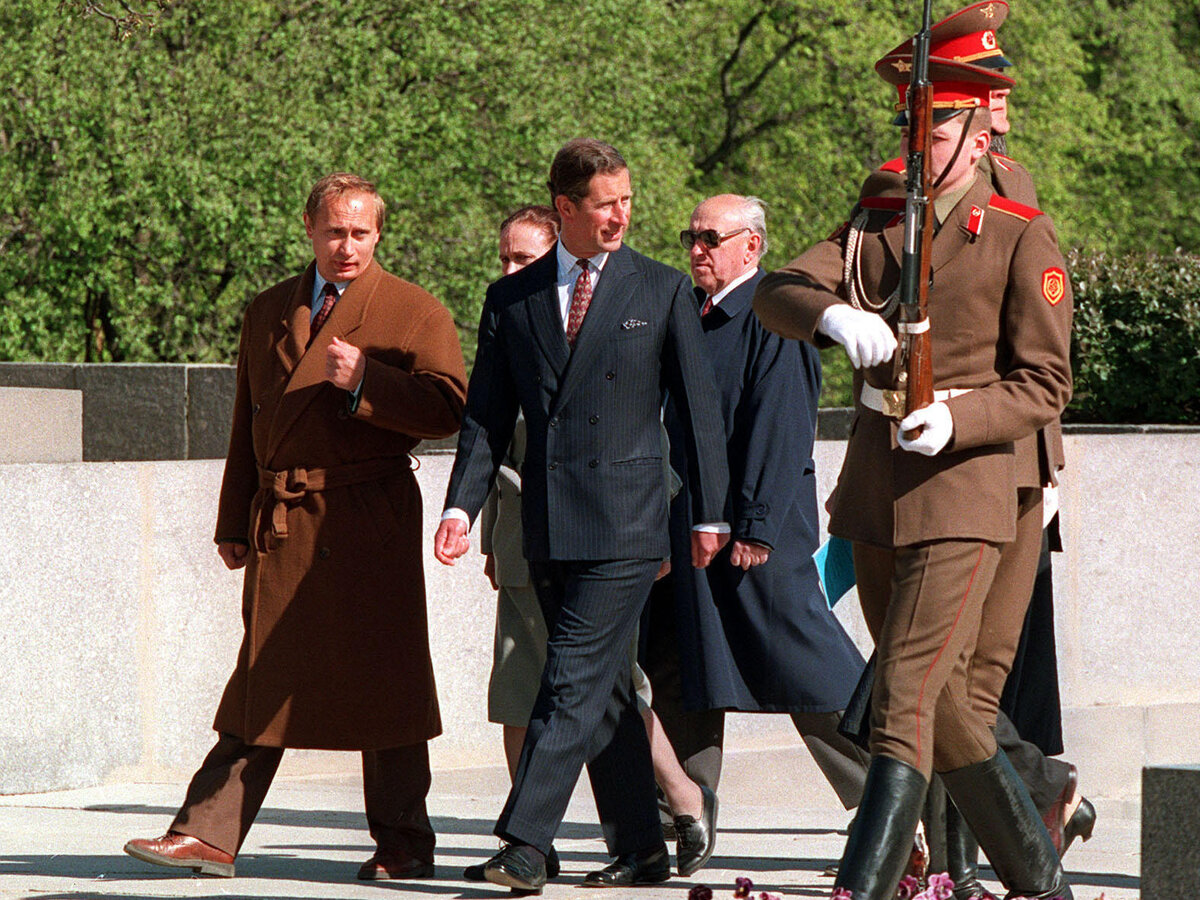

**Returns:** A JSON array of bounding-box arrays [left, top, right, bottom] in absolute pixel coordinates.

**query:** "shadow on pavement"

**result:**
[[85, 806, 601, 840]]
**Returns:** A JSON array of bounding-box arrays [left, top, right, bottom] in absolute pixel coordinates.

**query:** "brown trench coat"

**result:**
[[211, 259, 467, 749], [754, 173, 1073, 548]]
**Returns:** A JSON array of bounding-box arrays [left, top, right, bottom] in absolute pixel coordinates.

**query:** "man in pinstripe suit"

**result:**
[[434, 138, 729, 891]]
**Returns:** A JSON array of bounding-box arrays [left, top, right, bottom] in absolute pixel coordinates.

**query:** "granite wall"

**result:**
[[1, 434, 1197, 803]]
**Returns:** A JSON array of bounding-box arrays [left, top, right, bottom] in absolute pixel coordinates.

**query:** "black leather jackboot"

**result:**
[[833, 755, 928, 900], [945, 795, 995, 899], [940, 750, 1073, 900]]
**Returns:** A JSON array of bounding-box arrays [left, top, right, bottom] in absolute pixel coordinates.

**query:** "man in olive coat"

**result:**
[[124, 172, 467, 881]]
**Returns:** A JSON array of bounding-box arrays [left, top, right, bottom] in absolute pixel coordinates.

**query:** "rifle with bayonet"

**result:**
[[896, 0, 936, 434]]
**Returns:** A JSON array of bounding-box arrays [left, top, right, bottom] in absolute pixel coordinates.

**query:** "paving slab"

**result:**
[[0, 747, 1139, 900]]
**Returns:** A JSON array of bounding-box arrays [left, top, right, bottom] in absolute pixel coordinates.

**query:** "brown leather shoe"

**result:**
[[124, 832, 235, 877], [357, 851, 435, 880], [1040, 764, 1078, 855]]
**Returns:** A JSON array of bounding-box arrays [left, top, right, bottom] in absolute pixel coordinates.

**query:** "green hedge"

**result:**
[[1067, 249, 1200, 424], [816, 250, 1200, 425]]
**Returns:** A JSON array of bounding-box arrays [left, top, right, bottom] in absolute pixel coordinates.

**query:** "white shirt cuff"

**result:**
[[693, 522, 731, 533], [441, 508, 470, 525]]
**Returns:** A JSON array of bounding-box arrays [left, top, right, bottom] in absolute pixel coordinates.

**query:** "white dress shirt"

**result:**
[[703, 266, 758, 311]]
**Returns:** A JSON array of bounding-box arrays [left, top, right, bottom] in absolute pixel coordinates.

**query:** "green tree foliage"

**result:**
[[1068, 249, 1200, 423], [2, 0, 1198, 419]]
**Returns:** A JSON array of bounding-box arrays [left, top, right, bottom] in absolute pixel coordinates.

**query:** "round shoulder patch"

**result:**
[[1042, 267, 1066, 305]]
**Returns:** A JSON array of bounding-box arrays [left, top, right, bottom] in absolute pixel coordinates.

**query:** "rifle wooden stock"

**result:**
[[900, 0, 936, 432]]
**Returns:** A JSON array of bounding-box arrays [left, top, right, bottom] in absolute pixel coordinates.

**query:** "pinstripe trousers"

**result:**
[[495, 558, 663, 857]]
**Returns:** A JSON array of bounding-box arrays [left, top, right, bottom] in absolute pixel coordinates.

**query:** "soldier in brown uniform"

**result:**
[[754, 59, 1073, 900], [873, 9, 1093, 896]]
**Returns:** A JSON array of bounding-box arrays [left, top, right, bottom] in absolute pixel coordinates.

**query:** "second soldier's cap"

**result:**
[[877, 55, 1014, 125], [877, 0, 1013, 70]]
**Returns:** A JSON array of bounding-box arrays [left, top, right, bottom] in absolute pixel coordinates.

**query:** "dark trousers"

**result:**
[[496, 558, 662, 857], [994, 713, 1072, 811], [643, 580, 869, 810], [170, 733, 434, 860]]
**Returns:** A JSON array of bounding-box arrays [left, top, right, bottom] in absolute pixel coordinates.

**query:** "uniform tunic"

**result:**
[[753, 171, 1073, 775]]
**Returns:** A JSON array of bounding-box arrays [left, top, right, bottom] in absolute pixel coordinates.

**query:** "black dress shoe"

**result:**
[[582, 844, 671, 887], [483, 844, 548, 893], [466, 845, 559, 882], [1062, 797, 1096, 856], [674, 785, 718, 877]]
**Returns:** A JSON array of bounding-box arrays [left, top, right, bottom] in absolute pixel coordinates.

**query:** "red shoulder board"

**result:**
[[991, 153, 1015, 172], [880, 156, 906, 174], [861, 197, 906, 211], [988, 194, 1043, 222]]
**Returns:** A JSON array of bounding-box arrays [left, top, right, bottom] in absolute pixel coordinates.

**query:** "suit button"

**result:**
[[588, 459, 599, 468], [589, 415, 599, 424], [548, 461, 558, 470], [318, 546, 332, 559], [605, 371, 616, 380], [535, 374, 543, 384], [549, 417, 558, 428], [253, 403, 261, 415]]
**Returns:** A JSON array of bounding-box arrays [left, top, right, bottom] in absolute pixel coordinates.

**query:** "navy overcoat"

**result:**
[[666, 269, 865, 713]]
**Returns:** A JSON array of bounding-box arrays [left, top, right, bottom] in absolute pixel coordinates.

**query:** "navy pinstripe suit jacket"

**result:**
[[444, 243, 729, 562]]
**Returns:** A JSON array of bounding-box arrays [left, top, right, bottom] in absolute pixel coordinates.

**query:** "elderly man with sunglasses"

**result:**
[[642, 194, 871, 835]]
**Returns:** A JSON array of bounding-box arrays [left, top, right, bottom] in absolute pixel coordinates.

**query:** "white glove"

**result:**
[[817, 304, 897, 369], [897, 402, 954, 456]]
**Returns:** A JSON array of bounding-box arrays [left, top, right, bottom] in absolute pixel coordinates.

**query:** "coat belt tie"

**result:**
[[256, 457, 411, 539]]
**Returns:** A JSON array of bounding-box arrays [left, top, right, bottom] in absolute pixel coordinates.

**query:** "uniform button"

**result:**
[[588, 459, 599, 468], [318, 546, 332, 559], [548, 461, 558, 470], [589, 415, 599, 424], [605, 371, 616, 380]]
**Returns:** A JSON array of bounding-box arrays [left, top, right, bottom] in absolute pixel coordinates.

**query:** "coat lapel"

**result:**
[[274, 264, 316, 374], [551, 245, 637, 416], [524, 252, 569, 380], [265, 260, 378, 461]]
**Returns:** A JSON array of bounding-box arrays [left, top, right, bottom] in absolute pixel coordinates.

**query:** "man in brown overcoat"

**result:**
[[124, 172, 467, 881]]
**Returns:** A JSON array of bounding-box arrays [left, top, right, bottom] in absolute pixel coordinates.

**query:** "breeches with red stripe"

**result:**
[[854, 539, 1003, 779]]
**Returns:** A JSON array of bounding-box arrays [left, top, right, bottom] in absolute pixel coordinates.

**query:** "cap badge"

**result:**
[[982, 30, 997, 50], [1042, 268, 1066, 305], [893, 58, 912, 74], [982, 2, 997, 18]]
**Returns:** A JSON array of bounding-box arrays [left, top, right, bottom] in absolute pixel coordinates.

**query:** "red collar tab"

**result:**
[[966, 205, 985, 236]]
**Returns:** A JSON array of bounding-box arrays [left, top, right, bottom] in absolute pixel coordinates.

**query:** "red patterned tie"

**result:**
[[310, 282, 338, 346], [565, 258, 592, 346], [700, 296, 714, 316]]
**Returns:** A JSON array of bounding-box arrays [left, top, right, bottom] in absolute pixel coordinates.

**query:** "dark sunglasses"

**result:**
[[679, 227, 750, 250]]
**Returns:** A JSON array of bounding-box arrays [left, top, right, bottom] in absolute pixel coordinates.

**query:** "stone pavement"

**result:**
[[0, 747, 1140, 900]]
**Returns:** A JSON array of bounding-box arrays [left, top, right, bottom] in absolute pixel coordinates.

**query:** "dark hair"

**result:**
[[500, 204, 560, 244], [305, 172, 385, 230], [547, 138, 628, 205]]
